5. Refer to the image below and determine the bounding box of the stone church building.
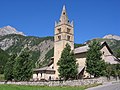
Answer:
[33,6,119,81]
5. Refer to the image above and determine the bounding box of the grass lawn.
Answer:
[0,83,101,90]
[0,84,84,90]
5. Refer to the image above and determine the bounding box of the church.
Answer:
[33,6,119,81]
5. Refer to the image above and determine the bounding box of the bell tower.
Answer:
[54,5,74,79]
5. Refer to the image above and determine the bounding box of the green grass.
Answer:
[0,83,101,90]
[0,85,84,90]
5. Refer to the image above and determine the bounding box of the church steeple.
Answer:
[54,5,74,79]
[59,5,69,24]
[55,5,73,27]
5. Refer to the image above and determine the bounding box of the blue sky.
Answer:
[0,0,120,43]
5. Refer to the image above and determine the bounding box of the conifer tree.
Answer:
[4,54,16,81]
[13,50,33,81]
[86,40,106,77]
[57,43,78,80]
[0,49,9,74]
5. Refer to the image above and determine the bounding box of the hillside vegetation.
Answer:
[0,34,54,68]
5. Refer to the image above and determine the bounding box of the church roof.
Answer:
[104,55,119,64]
[74,45,89,54]
[74,42,113,54]
[59,5,69,24]
[33,66,55,72]
[78,66,85,74]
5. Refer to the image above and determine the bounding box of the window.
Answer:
[58,28,61,33]
[67,36,70,41]
[52,66,54,69]
[49,76,51,80]
[58,35,61,41]
[63,12,65,15]
[67,28,70,33]
[103,51,105,55]
[41,73,42,77]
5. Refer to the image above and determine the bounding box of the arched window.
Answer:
[67,36,70,41]
[58,28,61,33]
[58,35,61,41]
[67,28,70,33]
[41,73,42,77]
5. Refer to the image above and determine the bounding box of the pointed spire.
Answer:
[59,5,69,24]
[71,21,74,27]
[63,5,66,11]
[55,21,57,27]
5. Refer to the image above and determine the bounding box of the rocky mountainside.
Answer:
[0,34,54,68]
[0,25,25,36]
[103,34,120,41]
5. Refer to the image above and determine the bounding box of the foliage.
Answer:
[86,40,106,77]
[13,49,33,81]
[105,63,112,80]
[105,63,120,80]
[57,44,78,80]
[4,54,16,81]
[0,49,9,74]
[111,64,120,80]
[116,49,120,58]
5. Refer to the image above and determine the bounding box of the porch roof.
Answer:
[78,66,85,74]
[33,66,55,72]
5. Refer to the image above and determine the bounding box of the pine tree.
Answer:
[86,40,106,77]
[57,43,78,80]
[13,50,33,81]
[0,49,9,74]
[4,54,16,81]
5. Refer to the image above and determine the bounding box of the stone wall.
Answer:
[0,77,119,86]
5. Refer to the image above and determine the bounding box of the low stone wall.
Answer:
[0,77,119,86]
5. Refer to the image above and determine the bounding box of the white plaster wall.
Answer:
[76,58,86,67]
[33,74,37,80]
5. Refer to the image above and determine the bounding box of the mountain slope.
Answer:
[103,34,120,41]
[0,34,54,68]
